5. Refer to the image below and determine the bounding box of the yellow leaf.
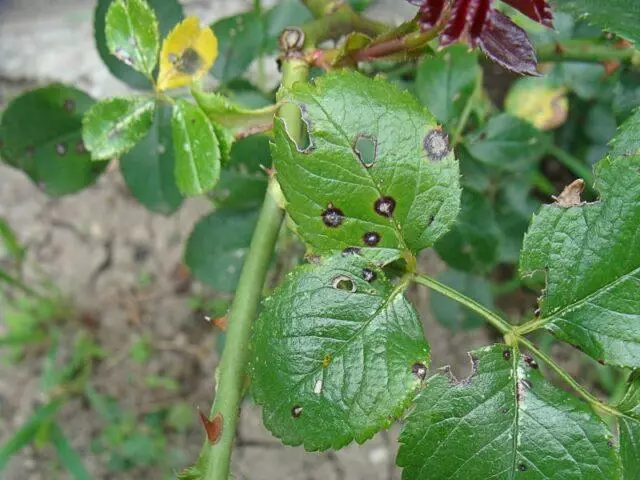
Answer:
[157,16,218,91]
[505,77,568,131]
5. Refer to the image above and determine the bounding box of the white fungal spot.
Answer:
[314,379,323,394]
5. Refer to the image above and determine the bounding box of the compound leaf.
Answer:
[554,0,640,45]
[105,0,159,76]
[273,71,461,257]
[0,84,108,196]
[397,345,621,479]
[171,99,221,196]
[119,103,183,214]
[520,110,640,367]
[616,372,640,478]
[82,96,155,161]
[250,253,429,451]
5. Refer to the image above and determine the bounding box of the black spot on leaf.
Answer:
[362,268,376,282]
[321,204,345,228]
[173,47,203,75]
[363,231,381,246]
[428,215,435,226]
[374,196,396,217]
[411,362,427,380]
[423,129,449,161]
[342,246,361,256]
[518,463,527,472]
[524,356,538,369]
[503,350,511,361]
[291,406,303,418]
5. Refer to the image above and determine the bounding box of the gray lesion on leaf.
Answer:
[423,127,450,162]
[552,178,585,207]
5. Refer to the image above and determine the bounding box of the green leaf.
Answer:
[171,99,221,196]
[105,0,159,76]
[273,71,460,256]
[465,113,550,173]
[520,110,640,367]
[616,372,640,478]
[262,0,313,53]
[0,84,108,196]
[191,87,277,133]
[397,345,621,479]
[95,0,183,89]
[82,96,155,161]
[211,11,264,83]
[120,103,183,214]
[435,190,500,273]
[0,218,25,263]
[212,135,270,210]
[414,45,479,128]
[50,423,92,480]
[348,0,374,11]
[431,270,494,331]
[250,253,429,451]
[185,209,258,292]
[221,79,273,108]
[554,0,640,45]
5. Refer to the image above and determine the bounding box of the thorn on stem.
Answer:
[199,410,223,444]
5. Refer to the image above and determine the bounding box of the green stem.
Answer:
[452,69,482,147]
[532,171,556,196]
[412,274,512,334]
[517,337,621,417]
[547,145,595,190]
[200,58,308,480]
[303,4,388,47]
[537,40,638,63]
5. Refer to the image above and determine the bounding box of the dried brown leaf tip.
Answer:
[552,179,585,207]
[199,410,223,444]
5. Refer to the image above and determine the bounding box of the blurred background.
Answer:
[0,0,633,478]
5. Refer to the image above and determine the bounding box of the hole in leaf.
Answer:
[362,231,381,246]
[423,128,450,161]
[362,268,376,282]
[291,406,303,418]
[321,204,345,228]
[353,134,377,168]
[374,196,396,217]
[332,275,355,292]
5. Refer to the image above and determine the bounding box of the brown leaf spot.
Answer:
[524,355,538,369]
[362,231,381,246]
[518,463,527,472]
[199,411,223,444]
[321,203,345,228]
[411,362,427,380]
[503,349,511,361]
[374,196,396,217]
[552,179,585,207]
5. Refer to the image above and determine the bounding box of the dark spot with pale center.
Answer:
[363,231,380,246]
[412,362,427,380]
[76,140,86,154]
[428,215,435,226]
[63,99,75,112]
[374,196,396,217]
[332,275,355,292]
[598,359,606,365]
[362,268,376,282]
[173,48,203,75]
[503,349,511,361]
[524,356,538,369]
[518,463,527,472]
[55,142,67,156]
[26,146,35,157]
[321,205,344,228]
[291,406,303,418]
[423,129,449,161]
[342,246,361,256]
[353,134,377,168]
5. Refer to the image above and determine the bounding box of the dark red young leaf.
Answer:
[477,10,540,76]
[502,0,553,27]
[441,0,473,45]
[415,0,447,28]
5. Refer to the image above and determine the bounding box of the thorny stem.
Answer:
[536,39,639,64]
[412,273,623,417]
[200,58,309,480]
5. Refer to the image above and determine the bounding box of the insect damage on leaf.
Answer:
[552,178,585,207]
[157,16,217,91]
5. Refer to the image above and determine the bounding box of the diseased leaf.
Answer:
[82,96,155,161]
[250,254,429,451]
[185,209,258,292]
[554,0,640,45]
[211,11,264,83]
[430,270,494,331]
[465,113,550,172]
[435,190,501,273]
[520,110,640,367]
[505,77,569,131]
[616,371,640,478]
[157,16,218,91]
[94,0,183,89]
[105,0,159,76]
[191,88,277,133]
[397,345,621,479]
[171,99,221,196]
[0,84,108,196]
[120,104,183,214]
[273,71,461,256]
[414,45,479,128]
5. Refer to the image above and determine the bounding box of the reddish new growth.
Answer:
[407,0,553,75]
